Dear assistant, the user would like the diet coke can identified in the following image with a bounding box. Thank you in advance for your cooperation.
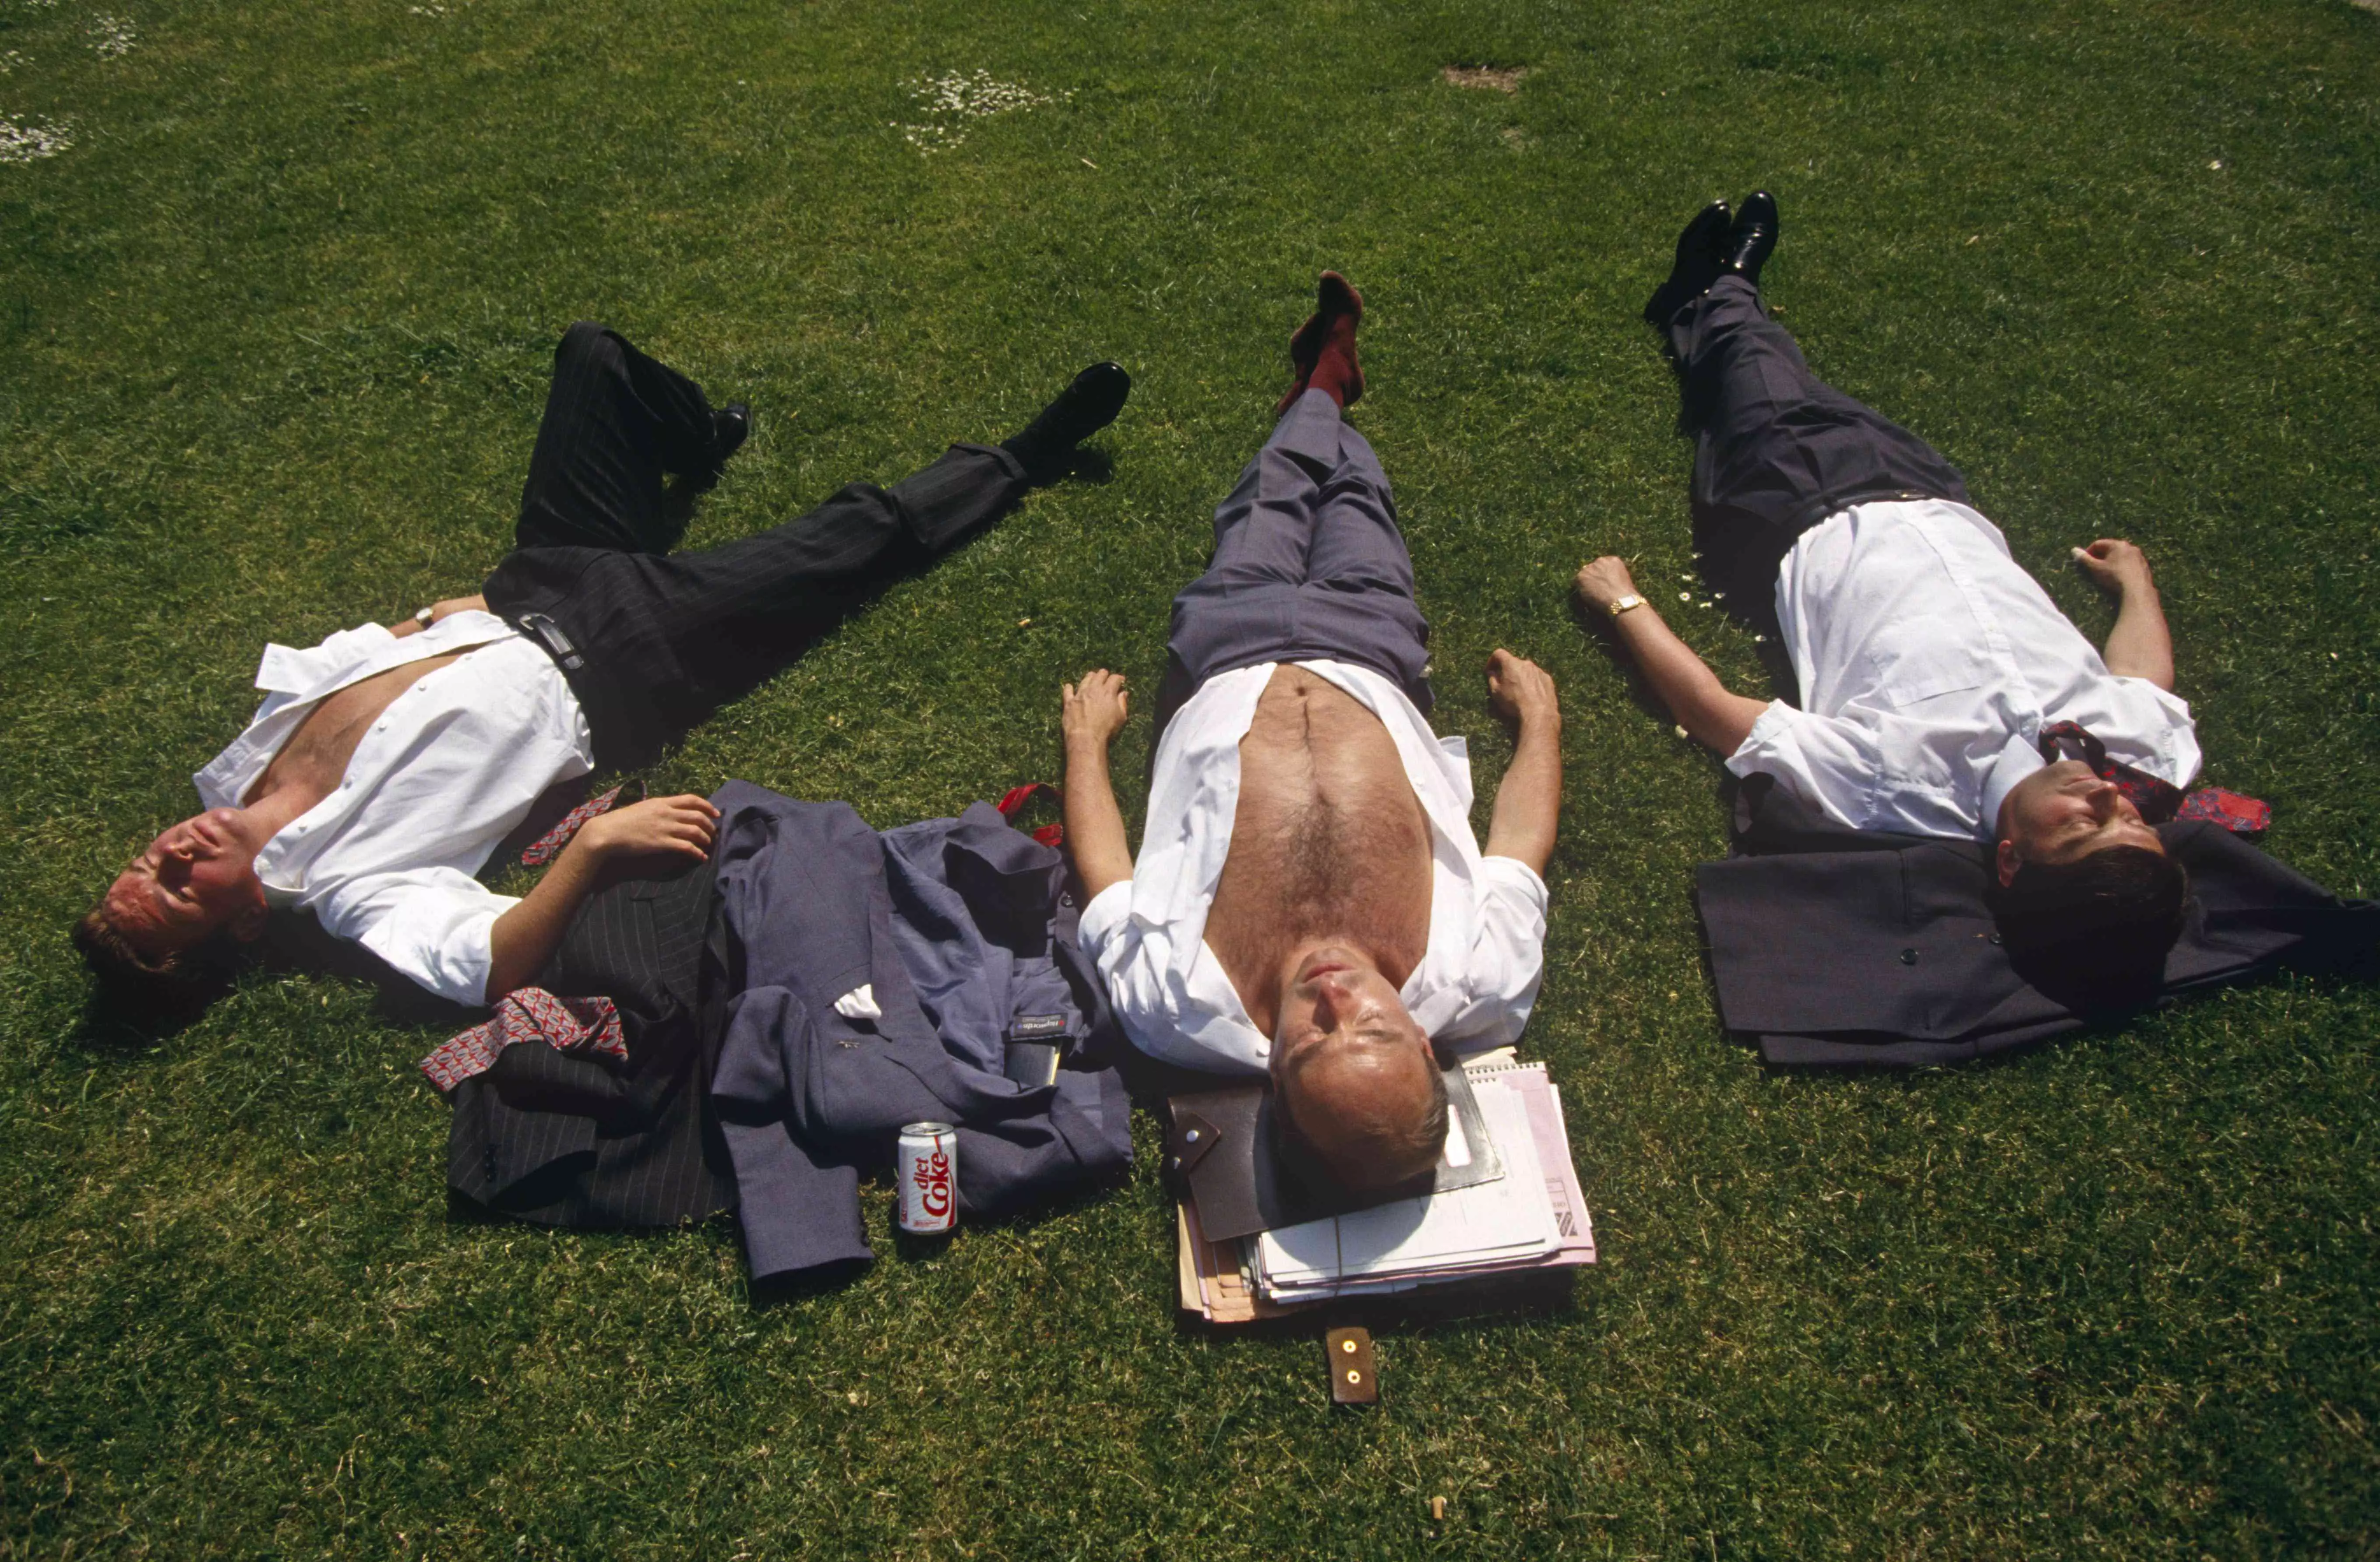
[897,1121,959,1235]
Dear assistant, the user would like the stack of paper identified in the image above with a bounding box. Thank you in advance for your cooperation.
[1176,1059,1594,1322]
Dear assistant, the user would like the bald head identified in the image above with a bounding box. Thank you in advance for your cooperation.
[1268,948,1448,1195]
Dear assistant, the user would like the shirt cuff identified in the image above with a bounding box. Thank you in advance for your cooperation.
[1724,699,1802,777]
[1476,853,1550,915]
[1077,880,1133,961]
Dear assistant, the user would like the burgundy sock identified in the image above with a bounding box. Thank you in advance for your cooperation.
[1275,271,1366,415]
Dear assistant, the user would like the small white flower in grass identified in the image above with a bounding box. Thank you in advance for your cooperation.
[0,115,71,162]
[899,70,1068,152]
[0,50,23,75]
[1678,591,1690,601]
[90,15,135,57]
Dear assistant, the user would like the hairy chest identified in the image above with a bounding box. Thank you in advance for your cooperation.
[250,652,462,803]
[1206,672,1433,1005]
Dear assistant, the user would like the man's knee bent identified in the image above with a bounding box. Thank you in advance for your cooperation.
[554,320,624,374]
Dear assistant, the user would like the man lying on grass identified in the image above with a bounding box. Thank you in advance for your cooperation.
[78,323,1130,1010]
[1582,191,2196,1004]
[1060,274,1564,1198]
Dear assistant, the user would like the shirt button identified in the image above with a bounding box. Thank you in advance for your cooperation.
[1898,948,1919,966]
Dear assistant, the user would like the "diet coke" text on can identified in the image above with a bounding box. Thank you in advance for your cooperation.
[897,1121,959,1235]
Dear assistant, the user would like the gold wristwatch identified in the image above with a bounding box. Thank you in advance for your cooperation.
[1607,592,1645,618]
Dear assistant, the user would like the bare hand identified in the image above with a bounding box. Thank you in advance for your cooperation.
[1062,670,1130,750]
[576,794,721,866]
[1485,649,1559,731]
[2072,539,2154,598]
[1575,556,1639,611]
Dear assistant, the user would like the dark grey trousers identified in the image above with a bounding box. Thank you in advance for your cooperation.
[1153,389,1433,742]
[483,323,1028,771]
[1668,276,1970,620]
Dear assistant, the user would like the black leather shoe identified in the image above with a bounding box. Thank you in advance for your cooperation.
[1642,199,1732,326]
[1723,190,1779,285]
[689,403,750,492]
[712,402,751,463]
[1001,361,1132,480]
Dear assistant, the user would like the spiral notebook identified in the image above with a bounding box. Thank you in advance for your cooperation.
[1176,1058,1595,1321]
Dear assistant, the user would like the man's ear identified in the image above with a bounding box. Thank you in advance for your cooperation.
[1995,838,2024,889]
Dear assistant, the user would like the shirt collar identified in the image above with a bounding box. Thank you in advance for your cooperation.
[1978,730,2045,843]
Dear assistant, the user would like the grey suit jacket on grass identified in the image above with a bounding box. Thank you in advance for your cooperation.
[447,784,1133,1280]
[1697,776,2378,1066]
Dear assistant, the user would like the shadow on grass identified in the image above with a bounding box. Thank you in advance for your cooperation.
[1171,1268,1581,1346]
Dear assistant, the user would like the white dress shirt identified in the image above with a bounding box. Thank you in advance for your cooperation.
[1077,659,1549,1077]
[194,611,595,1006]
[1726,499,2200,841]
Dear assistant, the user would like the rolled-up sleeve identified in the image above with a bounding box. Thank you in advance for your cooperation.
[1077,879,1181,1064]
[1723,700,1890,827]
[1076,880,1133,965]
[1725,700,1989,838]
[317,869,518,1007]
[1442,855,1550,1051]
[2073,677,2202,790]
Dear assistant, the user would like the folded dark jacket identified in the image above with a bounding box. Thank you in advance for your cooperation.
[1696,776,2378,1066]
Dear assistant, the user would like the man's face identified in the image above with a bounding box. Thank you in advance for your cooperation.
[1268,947,1440,1174]
[103,809,268,956]
[1996,759,2168,886]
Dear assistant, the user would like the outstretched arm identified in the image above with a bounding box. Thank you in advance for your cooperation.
[485,794,721,1000]
[1060,670,1135,902]
[2072,539,2175,692]
[1575,557,1769,755]
[1482,650,1562,875]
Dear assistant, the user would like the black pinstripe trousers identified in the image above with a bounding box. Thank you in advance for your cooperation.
[447,854,732,1227]
[483,323,1030,770]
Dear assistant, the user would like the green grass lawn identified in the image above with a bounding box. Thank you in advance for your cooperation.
[4,0,2378,1554]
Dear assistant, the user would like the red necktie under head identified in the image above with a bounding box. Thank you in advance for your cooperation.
[2034,720,2269,834]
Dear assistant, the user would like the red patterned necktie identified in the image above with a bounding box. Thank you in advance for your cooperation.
[2034,721,2269,834]
[520,784,624,866]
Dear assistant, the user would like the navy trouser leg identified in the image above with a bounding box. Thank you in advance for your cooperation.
[1154,391,1433,744]
[1668,276,1969,614]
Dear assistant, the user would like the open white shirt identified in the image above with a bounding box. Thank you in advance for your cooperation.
[193,611,595,1006]
[1726,499,2200,841]
[1076,659,1549,1077]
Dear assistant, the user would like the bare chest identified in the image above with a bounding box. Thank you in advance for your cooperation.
[1205,669,1433,1029]
[248,652,462,806]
